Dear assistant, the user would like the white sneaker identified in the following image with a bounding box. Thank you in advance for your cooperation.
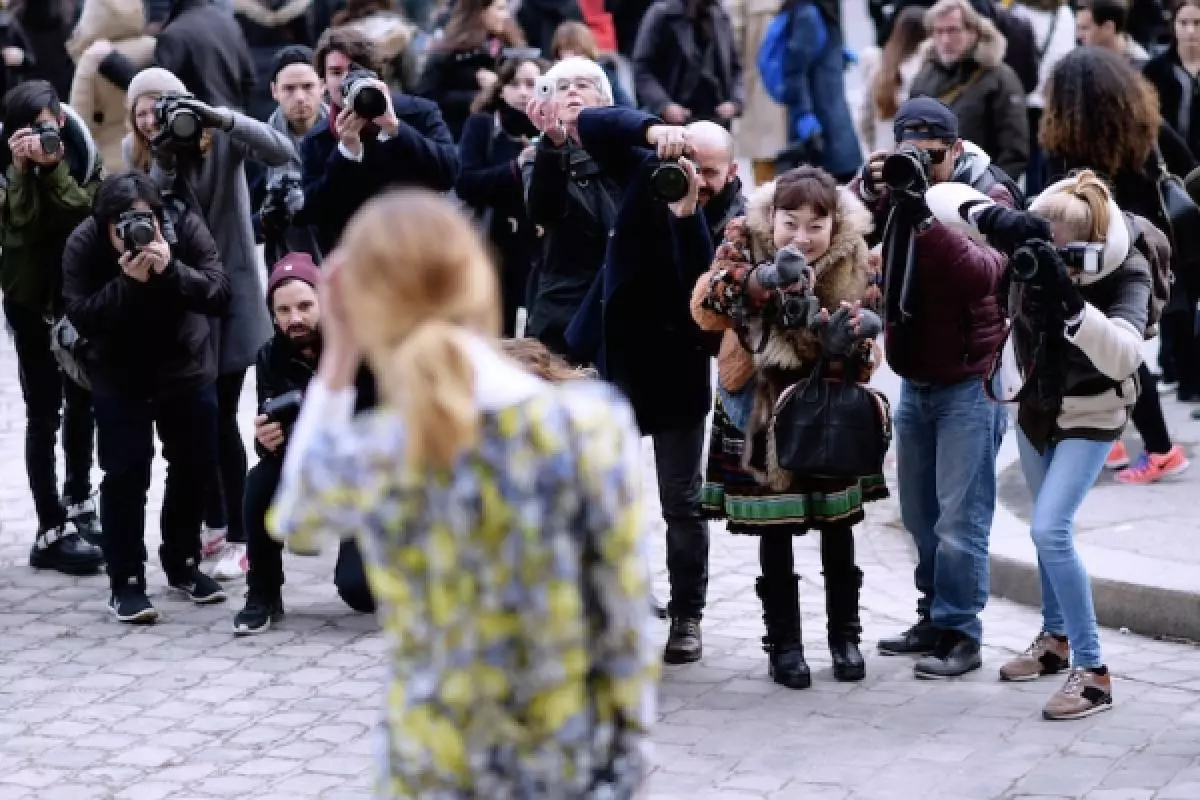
[200,525,227,560]
[212,543,248,582]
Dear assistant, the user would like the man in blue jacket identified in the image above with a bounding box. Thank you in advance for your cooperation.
[299,26,458,254]
[559,105,720,665]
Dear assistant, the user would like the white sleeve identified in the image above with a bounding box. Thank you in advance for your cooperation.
[1064,302,1144,382]
[337,142,364,162]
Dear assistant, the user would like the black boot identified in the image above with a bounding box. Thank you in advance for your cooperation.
[755,575,811,690]
[825,566,866,682]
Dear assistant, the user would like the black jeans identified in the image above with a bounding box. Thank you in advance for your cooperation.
[759,526,856,582]
[1160,309,1200,396]
[1131,363,1173,455]
[204,369,249,542]
[653,420,709,620]
[244,457,376,613]
[93,383,218,588]
[4,299,95,531]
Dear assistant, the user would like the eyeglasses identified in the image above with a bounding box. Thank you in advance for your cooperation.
[931,25,967,36]
[555,77,599,93]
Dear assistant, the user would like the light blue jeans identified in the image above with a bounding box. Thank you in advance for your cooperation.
[1016,429,1108,668]
[895,378,1007,643]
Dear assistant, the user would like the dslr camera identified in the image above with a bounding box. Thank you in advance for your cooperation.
[753,246,819,330]
[114,209,157,254]
[153,94,203,147]
[649,159,691,203]
[341,66,388,120]
[1011,240,1103,285]
[882,143,932,196]
[31,121,61,157]
[261,389,304,433]
[261,171,305,224]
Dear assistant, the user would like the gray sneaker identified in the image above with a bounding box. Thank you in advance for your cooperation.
[1043,667,1113,720]
[1000,632,1070,682]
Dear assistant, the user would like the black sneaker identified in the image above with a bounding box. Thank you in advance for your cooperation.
[878,618,940,656]
[66,496,103,547]
[664,617,702,664]
[29,525,104,576]
[914,630,983,679]
[169,568,227,605]
[109,579,159,624]
[233,589,284,635]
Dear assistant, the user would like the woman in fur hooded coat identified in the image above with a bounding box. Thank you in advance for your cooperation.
[691,166,886,690]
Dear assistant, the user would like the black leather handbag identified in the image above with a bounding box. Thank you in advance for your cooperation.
[1153,145,1200,290]
[769,359,893,479]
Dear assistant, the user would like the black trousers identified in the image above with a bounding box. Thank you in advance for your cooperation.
[92,383,218,589]
[4,299,95,531]
[1160,309,1200,397]
[244,457,376,613]
[204,369,249,542]
[653,420,710,620]
[1131,363,1173,455]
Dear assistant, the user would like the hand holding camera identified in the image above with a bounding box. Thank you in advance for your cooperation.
[254,415,286,453]
[256,389,304,453]
[8,123,63,170]
[525,92,566,145]
[974,205,1054,255]
[336,105,367,158]
[169,96,234,133]
[666,158,701,218]
[340,67,397,134]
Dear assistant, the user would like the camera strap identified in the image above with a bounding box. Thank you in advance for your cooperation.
[936,67,983,107]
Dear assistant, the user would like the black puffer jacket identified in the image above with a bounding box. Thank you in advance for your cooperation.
[415,44,501,141]
[61,210,231,399]
[522,134,620,358]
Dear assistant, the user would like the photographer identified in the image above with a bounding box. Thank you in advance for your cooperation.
[691,167,885,690]
[260,45,327,262]
[854,97,1010,679]
[125,66,293,579]
[61,171,231,623]
[548,104,722,665]
[300,26,458,255]
[930,172,1151,720]
[0,80,105,574]
[233,254,376,635]
[522,56,620,358]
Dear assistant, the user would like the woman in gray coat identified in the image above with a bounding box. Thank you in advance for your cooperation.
[124,66,293,580]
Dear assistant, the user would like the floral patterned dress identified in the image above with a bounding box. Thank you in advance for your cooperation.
[269,371,658,799]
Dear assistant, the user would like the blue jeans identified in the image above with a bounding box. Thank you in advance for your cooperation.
[895,378,1007,642]
[1016,430,1108,668]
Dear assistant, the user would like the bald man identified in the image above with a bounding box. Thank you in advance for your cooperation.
[679,120,746,245]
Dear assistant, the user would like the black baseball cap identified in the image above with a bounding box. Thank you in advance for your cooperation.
[271,45,316,84]
[894,97,960,144]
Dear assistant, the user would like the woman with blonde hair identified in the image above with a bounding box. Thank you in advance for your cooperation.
[932,170,1153,719]
[269,189,656,797]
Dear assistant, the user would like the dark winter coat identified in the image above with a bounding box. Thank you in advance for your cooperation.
[99,0,257,111]
[522,128,621,358]
[563,107,715,434]
[297,92,459,255]
[457,110,539,337]
[854,144,1012,385]
[232,0,315,122]
[415,44,502,141]
[909,19,1029,181]
[0,105,102,315]
[61,210,231,399]
[631,0,744,122]
[17,0,76,98]
[1143,48,1200,161]
[516,0,584,55]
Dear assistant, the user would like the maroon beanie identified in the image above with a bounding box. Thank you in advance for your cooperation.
[266,252,321,307]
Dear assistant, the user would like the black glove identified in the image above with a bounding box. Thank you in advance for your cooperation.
[172,96,234,132]
[975,205,1053,253]
[813,305,882,356]
[897,191,932,227]
[1049,250,1086,318]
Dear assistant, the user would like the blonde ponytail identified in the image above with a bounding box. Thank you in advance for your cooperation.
[382,321,479,472]
[1032,169,1113,244]
[1065,170,1111,244]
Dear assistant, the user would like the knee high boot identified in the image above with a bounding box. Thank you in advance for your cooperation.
[824,565,866,681]
[755,574,811,690]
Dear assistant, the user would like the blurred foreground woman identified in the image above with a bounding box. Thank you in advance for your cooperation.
[268,190,658,798]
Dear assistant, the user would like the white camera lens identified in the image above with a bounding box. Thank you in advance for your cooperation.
[535,77,554,99]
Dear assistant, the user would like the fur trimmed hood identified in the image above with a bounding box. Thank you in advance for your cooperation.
[918,15,1007,71]
[231,0,313,27]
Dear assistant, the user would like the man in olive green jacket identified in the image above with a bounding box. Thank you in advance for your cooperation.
[0,79,106,575]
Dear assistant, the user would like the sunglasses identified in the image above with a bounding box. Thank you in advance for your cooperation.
[923,147,950,165]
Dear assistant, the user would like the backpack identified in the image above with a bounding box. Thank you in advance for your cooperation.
[1128,213,1173,338]
[757,9,795,105]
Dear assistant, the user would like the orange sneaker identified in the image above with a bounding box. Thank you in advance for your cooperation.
[1105,441,1130,470]
[1115,445,1190,485]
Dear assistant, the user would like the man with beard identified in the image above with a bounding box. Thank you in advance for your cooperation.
[685,119,746,244]
[232,253,376,635]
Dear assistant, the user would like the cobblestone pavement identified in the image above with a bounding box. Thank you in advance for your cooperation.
[1,324,1200,800]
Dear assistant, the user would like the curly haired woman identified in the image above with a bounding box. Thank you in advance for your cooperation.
[691,166,886,689]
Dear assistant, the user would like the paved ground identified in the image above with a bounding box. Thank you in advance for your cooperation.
[2,322,1200,800]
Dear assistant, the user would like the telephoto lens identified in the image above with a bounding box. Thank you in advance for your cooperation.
[649,161,690,203]
[342,68,388,120]
[882,144,932,194]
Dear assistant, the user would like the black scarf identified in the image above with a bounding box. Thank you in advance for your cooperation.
[497,100,538,140]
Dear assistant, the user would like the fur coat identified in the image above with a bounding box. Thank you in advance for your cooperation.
[690,180,882,489]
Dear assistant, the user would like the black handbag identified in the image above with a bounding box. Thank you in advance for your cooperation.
[1153,145,1200,288]
[769,359,893,479]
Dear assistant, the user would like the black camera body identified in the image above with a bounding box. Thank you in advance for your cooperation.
[114,209,157,254]
[261,389,304,432]
[31,121,61,157]
[153,94,203,147]
[341,67,388,120]
[882,143,932,196]
[1011,240,1103,284]
[261,171,305,222]
[649,160,690,203]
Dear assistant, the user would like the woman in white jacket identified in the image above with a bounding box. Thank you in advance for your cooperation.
[1010,0,1075,194]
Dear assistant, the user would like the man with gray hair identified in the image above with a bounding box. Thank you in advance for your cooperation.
[910,0,1029,182]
